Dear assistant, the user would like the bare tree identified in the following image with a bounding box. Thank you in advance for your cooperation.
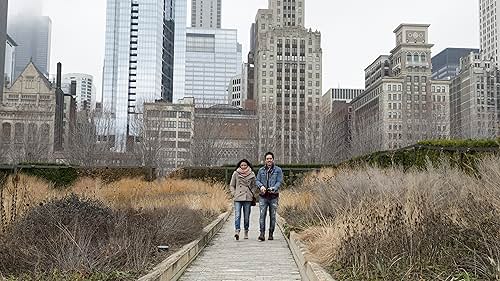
[64,110,115,166]
[191,115,231,167]
[127,114,164,168]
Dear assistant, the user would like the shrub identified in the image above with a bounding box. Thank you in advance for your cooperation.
[0,195,205,278]
[21,167,79,188]
[418,138,500,148]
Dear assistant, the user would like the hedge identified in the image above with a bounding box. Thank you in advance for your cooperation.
[0,165,156,188]
[173,139,500,185]
[417,138,500,148]
[169,166,321,187]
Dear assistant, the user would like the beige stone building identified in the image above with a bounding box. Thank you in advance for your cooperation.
[451,52,500,139]
[0,62,55,163]
[253,0,322,164]
[350,24,450,157]
[142,97,195,173]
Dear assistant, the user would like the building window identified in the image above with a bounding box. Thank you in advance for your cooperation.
[14,123,25,143]
[1,123,11,143]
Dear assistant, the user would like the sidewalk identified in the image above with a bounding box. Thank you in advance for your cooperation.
[179,204,301,281]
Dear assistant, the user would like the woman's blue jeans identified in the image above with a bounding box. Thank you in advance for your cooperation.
[234,201,252,231]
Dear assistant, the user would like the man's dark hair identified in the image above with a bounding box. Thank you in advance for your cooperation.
[236,159,253,169]
[265,152,274,159]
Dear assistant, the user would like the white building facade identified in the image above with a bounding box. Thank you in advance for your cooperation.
[480,0,500,62]
[63,73,96,111]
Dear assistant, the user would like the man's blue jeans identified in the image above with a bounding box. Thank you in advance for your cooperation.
[259,197,278,233]
[234,201,252,231]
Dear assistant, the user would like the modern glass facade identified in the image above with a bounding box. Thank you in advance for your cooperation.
[185,28,242,108]
[173,0,187,102]
[8,16,51,79]
[102,0,174,149]
[431,48,480,80]
[4,35,16,87]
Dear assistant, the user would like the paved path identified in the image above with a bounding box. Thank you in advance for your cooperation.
[179,205,301,281]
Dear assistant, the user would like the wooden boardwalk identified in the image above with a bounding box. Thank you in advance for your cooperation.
[179,205,301,281]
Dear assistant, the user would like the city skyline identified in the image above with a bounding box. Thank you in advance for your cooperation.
[6,0,479,101]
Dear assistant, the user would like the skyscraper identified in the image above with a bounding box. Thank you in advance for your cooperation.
[184,27,242,108]
[0,0,7,101]
[479,0,500,62]
[63,73,97,111]
[253,0,323,164]
[8,16,51,79]
[102,0,175,149]
[190,0,221,28]
[173,0,187,102]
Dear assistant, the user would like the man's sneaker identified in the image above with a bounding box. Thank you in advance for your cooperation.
[258,232,265,241]
[234,230,240,241]
[268,231,274,240]
[244,230,249,239]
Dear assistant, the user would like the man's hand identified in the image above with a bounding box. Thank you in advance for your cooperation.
[260,186,266,194]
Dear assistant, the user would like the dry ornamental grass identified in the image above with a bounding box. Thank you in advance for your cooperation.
[280,156,500,280]
[0,176,230,280]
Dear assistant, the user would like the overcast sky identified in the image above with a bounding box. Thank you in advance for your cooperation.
[7,0,479,101]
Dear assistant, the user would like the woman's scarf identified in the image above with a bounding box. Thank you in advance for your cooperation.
[237,166,252,177]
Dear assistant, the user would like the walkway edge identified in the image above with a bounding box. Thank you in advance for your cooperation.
[278,216,336,281]
[138,209,231,281]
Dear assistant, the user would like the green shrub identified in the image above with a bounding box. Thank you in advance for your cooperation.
[0,166,155,189]
[418,138,500,148]
[21,167,78,188]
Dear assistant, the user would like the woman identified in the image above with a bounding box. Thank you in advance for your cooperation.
[230,159,257,240]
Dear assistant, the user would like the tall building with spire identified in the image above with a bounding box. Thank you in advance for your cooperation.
[252,0,323,164]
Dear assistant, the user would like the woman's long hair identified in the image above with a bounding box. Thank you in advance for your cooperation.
[236,159,253,170]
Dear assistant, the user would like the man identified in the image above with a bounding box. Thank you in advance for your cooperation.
[256,152,283,241]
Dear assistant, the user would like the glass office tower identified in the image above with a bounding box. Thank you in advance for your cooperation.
[185,27,242,108]
[102,0,174,150]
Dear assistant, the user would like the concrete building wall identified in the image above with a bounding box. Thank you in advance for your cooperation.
[143,97,195,172]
